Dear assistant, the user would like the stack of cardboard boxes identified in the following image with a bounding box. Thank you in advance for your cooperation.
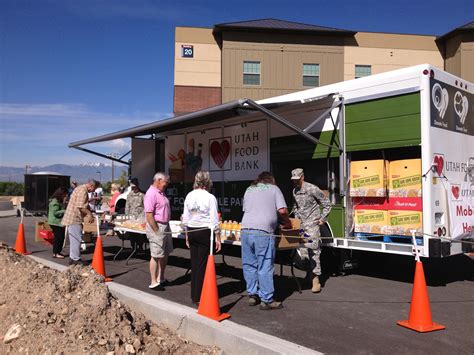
[351,158,422,238]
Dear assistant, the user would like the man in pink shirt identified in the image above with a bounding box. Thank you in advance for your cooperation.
[144,172,172,290]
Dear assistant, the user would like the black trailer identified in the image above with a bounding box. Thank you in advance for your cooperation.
[23,172,70,215]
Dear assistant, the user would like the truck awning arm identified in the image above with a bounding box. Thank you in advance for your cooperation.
[68,95,342,157]
[73,147,131,165]
[244,99,343,152]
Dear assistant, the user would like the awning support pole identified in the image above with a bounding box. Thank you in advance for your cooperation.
[243,99,342,152]
[303,101,342,133]
[71,146,130,165]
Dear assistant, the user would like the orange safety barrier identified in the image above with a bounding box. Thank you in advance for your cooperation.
[91,234,112,282]
[197,255,230,322]
[397,261,445,332]
[14,222,31,255]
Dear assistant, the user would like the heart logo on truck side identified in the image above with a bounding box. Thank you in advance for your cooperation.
[210,140,230,168]
[451,185,460,199]
[434,155,444,176]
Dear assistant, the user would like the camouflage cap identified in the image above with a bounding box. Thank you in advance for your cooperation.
[291,168,304,180]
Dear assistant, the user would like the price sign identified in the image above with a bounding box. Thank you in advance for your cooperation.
[181,45,194,58]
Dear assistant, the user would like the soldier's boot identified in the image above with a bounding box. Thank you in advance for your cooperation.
[312,274,321,293]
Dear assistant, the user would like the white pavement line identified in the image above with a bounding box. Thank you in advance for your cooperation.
[28,255,321,355]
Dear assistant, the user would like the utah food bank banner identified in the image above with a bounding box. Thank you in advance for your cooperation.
[165,120,269,182]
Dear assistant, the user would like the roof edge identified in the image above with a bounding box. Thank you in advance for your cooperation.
[436,20,474,42]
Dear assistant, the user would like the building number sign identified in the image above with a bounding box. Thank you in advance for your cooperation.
[181,45,194,58]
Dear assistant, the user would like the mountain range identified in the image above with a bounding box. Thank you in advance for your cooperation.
[0,164,129,183]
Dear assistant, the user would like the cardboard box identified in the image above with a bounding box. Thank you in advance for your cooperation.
[82,218,98,233]
[389,159,422,197]
[35,220,52,242]
[354,210,389,235]
[350,160,387,197]
[387,210,423,236]
[276,218,304,250]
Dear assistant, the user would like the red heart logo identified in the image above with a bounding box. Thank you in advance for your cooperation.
[210,140,230,168]
[434,155,444,176]
[451,185,460,199]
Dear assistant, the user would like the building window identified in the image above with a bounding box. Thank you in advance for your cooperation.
[243,61,261,85]
[303,64,320,87]
[355,65,371,79]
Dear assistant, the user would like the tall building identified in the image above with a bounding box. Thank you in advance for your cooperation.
[174,18,473,114]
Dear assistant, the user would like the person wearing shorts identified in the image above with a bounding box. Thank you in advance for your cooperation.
[144,172,172,290]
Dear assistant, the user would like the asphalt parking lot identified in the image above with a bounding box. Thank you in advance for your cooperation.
[1,215,473,354]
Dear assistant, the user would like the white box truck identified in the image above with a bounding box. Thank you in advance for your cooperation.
[70,64,473,259]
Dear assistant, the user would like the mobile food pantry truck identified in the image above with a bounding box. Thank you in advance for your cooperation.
[69,64,473,259]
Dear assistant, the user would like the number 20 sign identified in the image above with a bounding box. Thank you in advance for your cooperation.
[181,45,193,58]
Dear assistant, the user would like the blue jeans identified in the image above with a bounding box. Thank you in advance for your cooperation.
[241,229,276,303]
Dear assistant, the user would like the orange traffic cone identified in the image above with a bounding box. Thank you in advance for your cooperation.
[91,235,112,282]
[197,255,231,322]
[397,261,445,332]
[14,222,31,255]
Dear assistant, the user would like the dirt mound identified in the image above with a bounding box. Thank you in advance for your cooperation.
[0,243,218,354]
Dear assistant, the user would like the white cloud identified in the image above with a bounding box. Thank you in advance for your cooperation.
[0,102,172,167]
[0,103,171,125]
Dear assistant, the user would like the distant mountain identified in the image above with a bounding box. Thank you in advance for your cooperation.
[0,164,129,183]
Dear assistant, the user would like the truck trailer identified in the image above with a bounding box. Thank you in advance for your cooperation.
[70,64,473,259]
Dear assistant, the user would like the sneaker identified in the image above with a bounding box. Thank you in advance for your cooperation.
[148,283,165,291]
[312,275,321,293]
[259,301,283,310]
[52,253,65,259]
[148,282,160,289]
[248,295,261,306]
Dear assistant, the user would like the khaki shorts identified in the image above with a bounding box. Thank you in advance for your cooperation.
[146,222,173,258]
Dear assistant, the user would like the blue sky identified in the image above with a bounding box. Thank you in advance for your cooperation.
[1,0,472,167]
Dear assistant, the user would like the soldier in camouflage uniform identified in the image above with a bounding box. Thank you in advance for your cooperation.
[125,178,145,217]
[125,178,146,250]
[291,168,331,293]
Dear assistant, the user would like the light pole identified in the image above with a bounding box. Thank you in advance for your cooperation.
[108,153,119,182]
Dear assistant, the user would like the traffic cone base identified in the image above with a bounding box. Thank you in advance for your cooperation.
[397,261,445,333]
[197,255,231,322]
[14,223,31,255]
[397,320,445,333]
[198,310,231,322]
[91,236,112,282]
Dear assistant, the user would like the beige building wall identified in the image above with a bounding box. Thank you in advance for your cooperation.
[344,32,444,80]
[174,27,221,87]
[461,41,474,82]
[444,33,474,82]
[445,35,462,77]
[221,33,344,102]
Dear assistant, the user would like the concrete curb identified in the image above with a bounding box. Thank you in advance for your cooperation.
[0,210,17,218]
[28,255,320,355]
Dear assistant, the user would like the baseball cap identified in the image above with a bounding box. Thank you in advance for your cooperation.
[291,168,304,180]
[129,178,139,187]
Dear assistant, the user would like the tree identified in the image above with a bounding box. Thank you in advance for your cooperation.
[0,182,24,196]
[117,170,128,188]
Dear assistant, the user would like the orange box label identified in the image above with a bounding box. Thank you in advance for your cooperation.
[389,159,422,197]
[354,210,389,235]
[387,210,423,236]
[350,160,387,197]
